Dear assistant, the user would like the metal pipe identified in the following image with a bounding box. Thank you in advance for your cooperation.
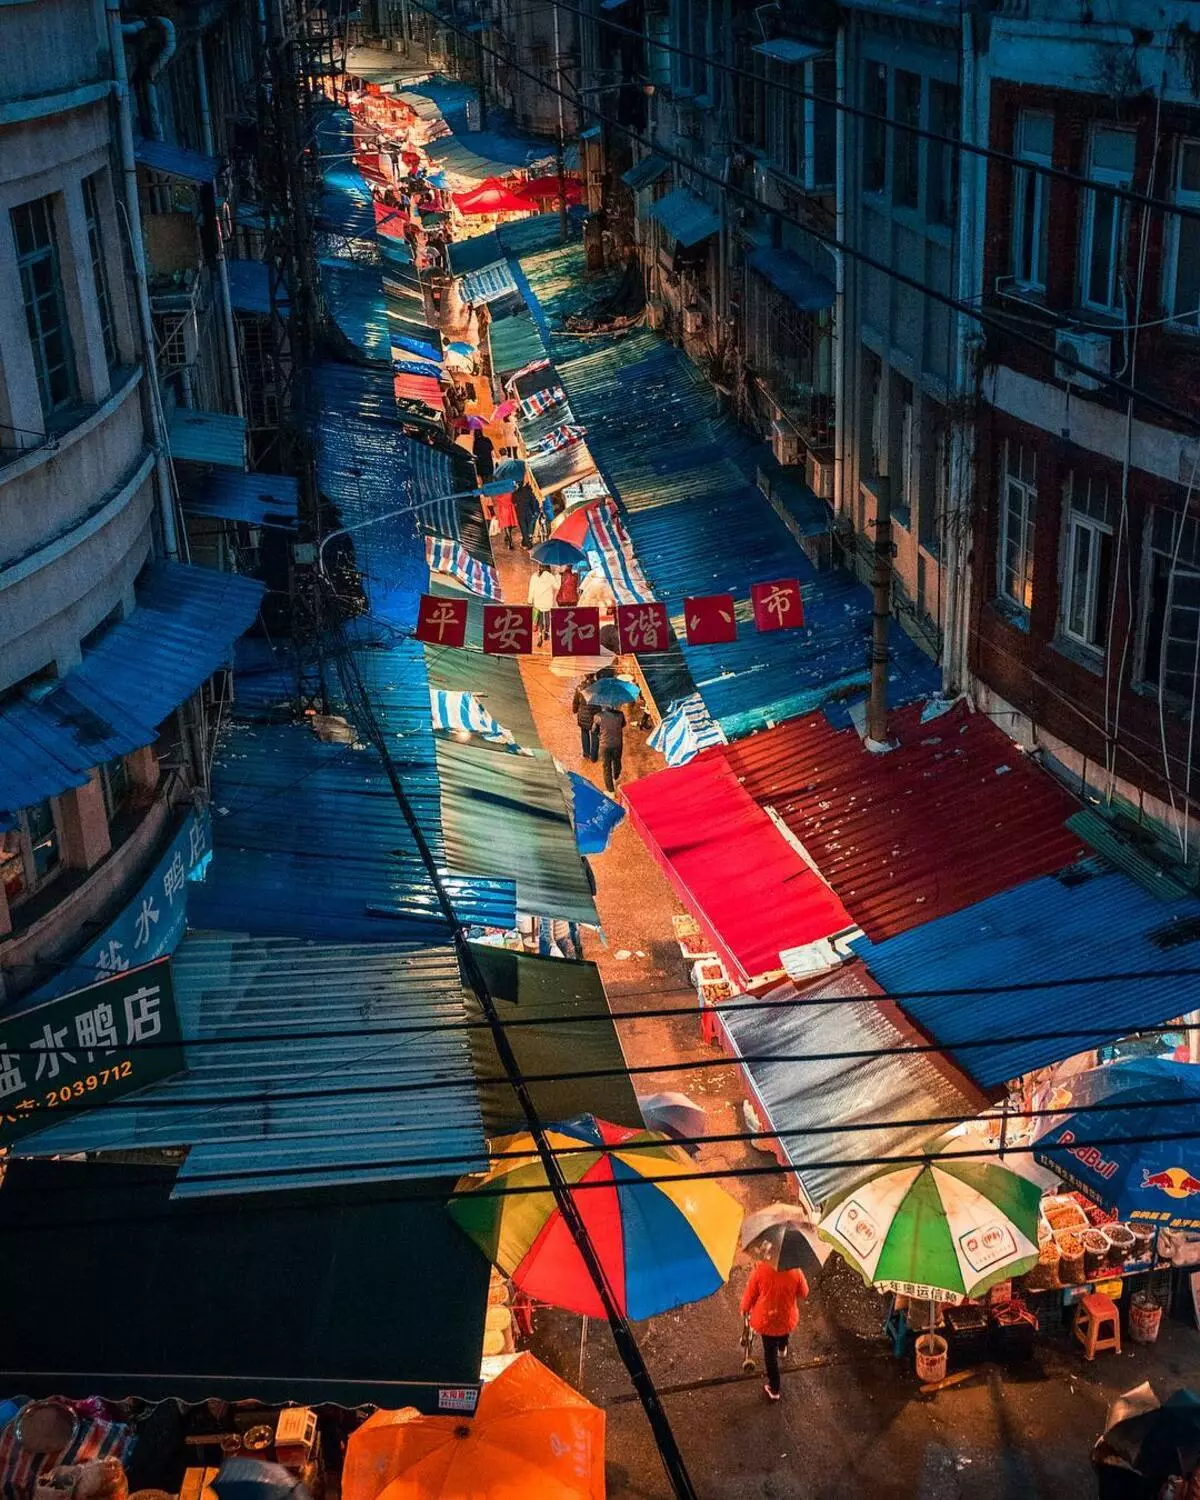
[832,21,846,522]
[553,0,569,243]
[144,15,177,141]
[195,38,245,419]
[106,0,180,560]
[866,474,892,744]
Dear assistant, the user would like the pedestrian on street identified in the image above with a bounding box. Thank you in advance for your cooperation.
[472,426,496,485]
[597,704,625,792]
[528,564,558,645]
[740,1252,809,1402]
[572,675,599,762]
[515,479,539,549]
[555,565,579,605]
[493,488,518,549]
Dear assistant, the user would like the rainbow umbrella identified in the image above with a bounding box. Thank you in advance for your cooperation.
[447,1114,743,1319]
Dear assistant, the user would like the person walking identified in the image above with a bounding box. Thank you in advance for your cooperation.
[555,565,579,605]
[472,426,496,485]
[493,487,519,549]
[527,563,558,645]
[597,704,625,793]
[515,479,539,550]
[740,1253,809,1402]
[572,676,599,763]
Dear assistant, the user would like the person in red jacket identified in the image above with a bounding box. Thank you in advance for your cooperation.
[740,1254,809,1401]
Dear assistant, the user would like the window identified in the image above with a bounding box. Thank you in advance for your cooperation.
[760,54,835,190]
[863,63,888,193]
[895,376,914,526]
[1061,476,1114,651]
[892,71,921,210]
[82,173,118,371]
[862,348,883,478]
[1,799,62,907]
[921,421,948,553]
[1165,139,1200,331]
[808,57,836,191]
[11,196,77,417]
[100,755,132,823]
[1011,111,1053,290]
[746,268,833,444]
[928,81,959,227]
[1081,127,1135,312]
[1142,508,1200,705]
[998,442,1037,611]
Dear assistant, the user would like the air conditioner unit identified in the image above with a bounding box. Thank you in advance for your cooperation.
[674,102,700,139]
[646,297,666,329]
[682,304,704,335]
[1054,327,1111,391]
[771,419,802,467]
[806,445,835,499]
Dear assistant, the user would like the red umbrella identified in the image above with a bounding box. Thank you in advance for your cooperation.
[452,178,531,214]
[513,175,583,204]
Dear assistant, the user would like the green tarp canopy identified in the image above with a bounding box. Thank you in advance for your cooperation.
[468,946,642,1135]
[0,1161,488,1410]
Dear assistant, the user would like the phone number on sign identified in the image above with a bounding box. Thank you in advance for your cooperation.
[44,1060,134,1106]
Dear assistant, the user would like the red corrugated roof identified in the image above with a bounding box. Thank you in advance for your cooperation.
[623,753,853,986]
[394,370,443,408]
[721,701,1085,944]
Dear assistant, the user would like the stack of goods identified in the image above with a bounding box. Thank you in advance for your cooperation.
[1019,1192,1160,1293]
[672,914,713,965]
[690,957,736,1006]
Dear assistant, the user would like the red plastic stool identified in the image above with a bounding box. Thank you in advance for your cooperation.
[1074,1293,1121,1360]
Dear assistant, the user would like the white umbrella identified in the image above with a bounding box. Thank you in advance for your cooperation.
[639,1091,706,1153]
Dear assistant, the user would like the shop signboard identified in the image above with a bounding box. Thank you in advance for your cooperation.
[29,807,211,1004]
[0,958,184,1147]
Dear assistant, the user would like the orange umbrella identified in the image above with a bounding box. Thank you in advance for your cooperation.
[342,1353,605,1499]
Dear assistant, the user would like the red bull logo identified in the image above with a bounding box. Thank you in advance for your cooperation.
[1055,1130,1119,1181]
[1141,1167,1200,1199]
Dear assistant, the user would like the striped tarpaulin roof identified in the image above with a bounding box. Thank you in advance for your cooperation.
[460,260,518,306]
[430,688,516,744]
[425,535,498,598]
[647,691,726,767]
[586,498,654,605]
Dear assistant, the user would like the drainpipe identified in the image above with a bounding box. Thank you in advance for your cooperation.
[195,37,245,418]
[107,0,180,560]
[832,20,847,524]
[145,16,177,142]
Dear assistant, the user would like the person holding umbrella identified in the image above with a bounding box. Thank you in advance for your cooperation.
[741,1240,810,1402]
[572,673,599,763]
[596,702,625,792]
[492,487,519,549]
[515,476,540,550]
[527,563,559,645]
[471,421,496,484]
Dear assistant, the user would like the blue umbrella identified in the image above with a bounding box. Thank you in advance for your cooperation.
[1034,1059,1200,1226]
[494,457,529,486]
[446,340,475,357]
[567,771,625,854]
[585,676,640,707]
[531,537,587,567]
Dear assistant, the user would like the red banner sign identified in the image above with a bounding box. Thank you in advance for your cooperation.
[550,606,602,656]
[483,603,534,655]
[615,602,671,654]
[683,593,737,646]
[751,578,804,633]
[415,594,469,648]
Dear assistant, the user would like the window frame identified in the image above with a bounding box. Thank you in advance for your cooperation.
[927,79,960,229]
[1060,477,1114,652]
[1139,508,1200,707]
[997,441,1037,614]
[82,172,119,372]
[1,799,63,908]
[11,195,78,418]
[1011,110,1053,291]
[1080,127,1135,314]
[1164,137,1200,333]
[891,69,922,211]
[100,755,132,824]
[862,62,889,195]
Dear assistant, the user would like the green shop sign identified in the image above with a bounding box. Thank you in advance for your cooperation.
[0,959,183,1146]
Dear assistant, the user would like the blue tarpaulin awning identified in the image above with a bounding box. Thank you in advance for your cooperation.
[227,259,289,317]
[622,154,670,191]
[752,37,827,63]
[748,245,836,312]
[134,138,219,182]
[0,562,264,819]
[181,470,299,528]
[168,407,246,467]
[649,186,720,247]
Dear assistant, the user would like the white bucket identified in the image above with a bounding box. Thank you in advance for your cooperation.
[915,1333,948,1384]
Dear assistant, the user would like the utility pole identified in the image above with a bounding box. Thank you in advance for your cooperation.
[474,0,487,122]
[867,474,892,745]
[552,0,568,242]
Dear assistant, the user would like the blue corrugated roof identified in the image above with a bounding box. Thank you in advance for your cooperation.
[0,562,264,820]
[314,108,378,238]
[181,469,299,528]
[852,866,1200,1091]
[227,259,288,317]
[399,78,566,178]
[13,934,489,1197]
[168,406,246,467]
[649,186,720,247]
[622,154,670,190]
[748,245,836,312]
[449,231,504,276]
[321,257,393,359]
[135,138,219,182]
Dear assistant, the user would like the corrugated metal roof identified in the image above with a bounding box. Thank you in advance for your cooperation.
[227,258,287,317]
[722,970,983,1207]
[168,406,246,467]
[13,935,489,1197]
[852,866,1200,1090]
[181,469,299,528]
[649,186,720,247]
[748,245,836,312]
[0,562,264,819]
[135,138,219,182]
[1067,808,1195,902]
[434,739,599,924]
[488,311,547,376]
[723,701,1087,942]
[460,260,518,305]
[622,154,670,190]
[752,37,827,62]
[624,751,853,984]
[468,944,641,1134]
[449,231,504,275]
[321,257,393,359]
[315,108,378,238]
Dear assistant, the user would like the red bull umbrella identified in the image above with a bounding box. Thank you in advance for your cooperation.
[1034,1058,1200,1227]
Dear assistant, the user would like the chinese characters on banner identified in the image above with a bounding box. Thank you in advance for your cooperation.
[683,593,737,646]
[483,604,534,655]
[415,593,469,648]
[550,606,600,657]
[615,602,671,654]
[751,578,804,633]
[0,959,185,1146]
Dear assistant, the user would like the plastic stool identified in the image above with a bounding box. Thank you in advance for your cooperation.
[1074,1293,1121,1360]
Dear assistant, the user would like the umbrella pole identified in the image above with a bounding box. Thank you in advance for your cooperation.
[578,1314,589,1389]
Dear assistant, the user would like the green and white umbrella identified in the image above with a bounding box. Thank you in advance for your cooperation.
[817,1160,1042,1301]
